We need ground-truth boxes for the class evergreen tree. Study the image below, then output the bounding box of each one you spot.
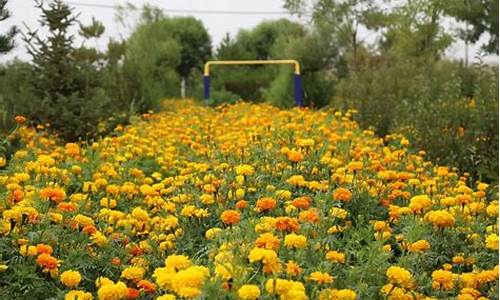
[0,0,17,54]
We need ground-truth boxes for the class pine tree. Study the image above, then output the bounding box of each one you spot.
[0,0,17,54]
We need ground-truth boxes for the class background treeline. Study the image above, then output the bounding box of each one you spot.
[0,0,498,182]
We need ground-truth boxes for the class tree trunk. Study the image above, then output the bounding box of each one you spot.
[181,77,186,98]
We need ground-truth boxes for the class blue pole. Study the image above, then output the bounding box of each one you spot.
[294,74,303,107]
[203,75,210,106]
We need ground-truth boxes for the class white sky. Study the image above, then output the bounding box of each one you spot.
[1,0,498,64]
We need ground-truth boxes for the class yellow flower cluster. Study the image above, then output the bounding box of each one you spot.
[0,100,497,299]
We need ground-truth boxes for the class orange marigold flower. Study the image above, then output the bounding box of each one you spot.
[333,188,352,202]
[291,196,311,209]
[126,287,140,299]
[36,253,59,270]
[274,217,300,233]
[137,279,156,294]
[36,244,53,255]
[286,260,303,277]
[309,271,334,284]
[298,209,320,224]
[256,197,277,212]
[40,187,66,203]
[287,150,304,163]
[82,225,97,235]
[14,115,26,124]
[57,202,77,212]
[220,210,241,226]
[235,200,248,210]
[255,233,280,250]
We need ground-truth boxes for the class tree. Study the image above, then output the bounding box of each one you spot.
[445,0,498,54]
[22,0,113,141]
[165,17,211,98]
[0,0,17,54]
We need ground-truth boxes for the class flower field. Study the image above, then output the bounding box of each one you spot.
[0,100,498,299]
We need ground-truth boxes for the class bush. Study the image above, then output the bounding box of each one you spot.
[334,55,499,182]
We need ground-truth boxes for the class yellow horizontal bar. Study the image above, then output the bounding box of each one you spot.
[204,59,300,76]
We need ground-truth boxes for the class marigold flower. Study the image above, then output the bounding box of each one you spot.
[36,243,53,255]
[237,284,261,300]
[274,216,300,232]
[485,234,498,250]
[235,164,255,176]
[407,240,430,253]
[36,253,59,270]
[121,266,145,282]
[292,196,311,209]
[255,197,277,212]
[284,233,307,249]
[325,250,345,263]
[220,210,241,225]
[286,260,303,277]
[135,280,155,294]
[308,271,334,284]
[60,270,82,288]
[408,195,432,213]
[385,266,413,289]
[424,210,455,228]
[431,269,454,290]
[235,199,248,209]
[333,188,352,202]
[255,233,280,250]
[14,115,26,124]
[165,254,192,271]
[287,150,304,162]
[170,266,209,298]
[64,290,93,300]
[97,281,128,300]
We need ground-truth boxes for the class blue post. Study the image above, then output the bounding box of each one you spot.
[294,74,303,107]
[203,75,210,106]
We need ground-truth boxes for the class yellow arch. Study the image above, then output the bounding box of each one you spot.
[203,59,301,76]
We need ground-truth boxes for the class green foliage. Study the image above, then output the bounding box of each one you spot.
[445,0,499,54]
[0,0,17,54]
[18,0,117,141]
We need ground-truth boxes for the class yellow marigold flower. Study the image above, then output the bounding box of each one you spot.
[332,187,352,202]
[65,290,93,300]
[91,231,108,247]
[121,266,145,282]
[60,270,82,288]
[408,195,432,213]
[284,233,307,249]
[407,240,430,253]
[331,288,357,300]
[330,207,348,219]
[325,250,345,263]
[155,295,176,300]
[424,210,455,228]
[265,278,307,299]
[485,234,498,250]
[131,207,149,221]
[97,281,128,300]
[373,221,388,232]
[235,164,255,176]
[309,271,334,284]
[386,266,413,289]
[165,255,191,271]
[205,227,222,240]
[170,266,209,298]
[237,284,260,300]
[255,233,280,250]
[431,269,454,290]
